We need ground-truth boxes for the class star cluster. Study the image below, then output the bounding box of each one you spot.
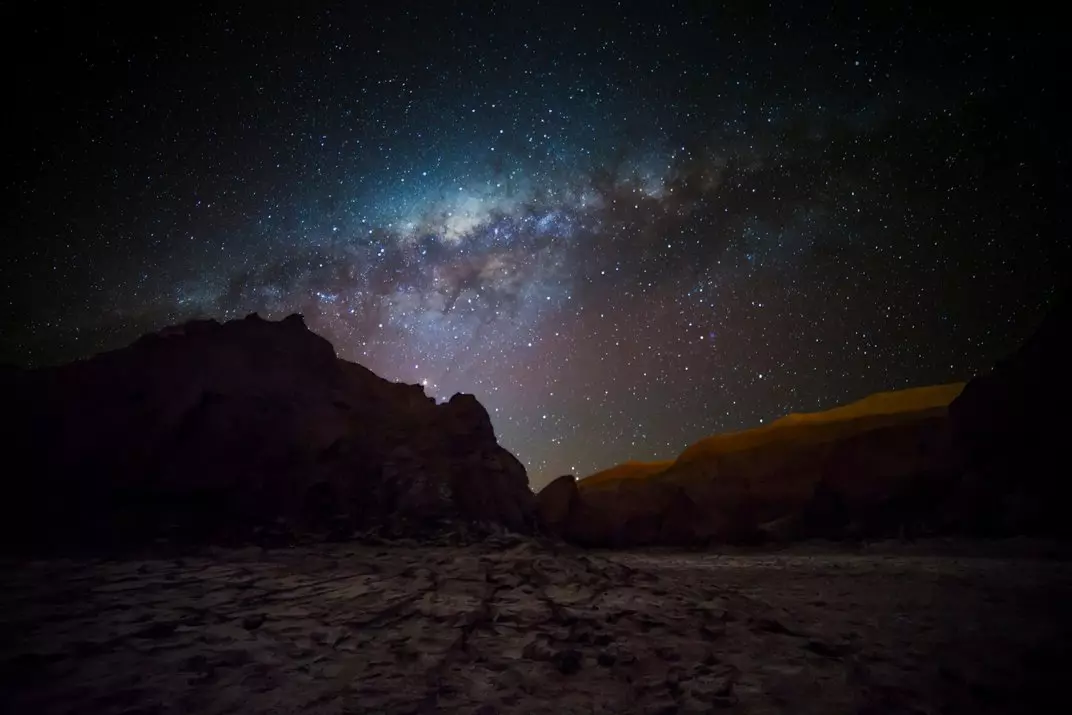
[4,3,1065,488]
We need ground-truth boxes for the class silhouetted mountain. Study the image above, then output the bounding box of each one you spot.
[4,313,537,552]
[539,384,965,546]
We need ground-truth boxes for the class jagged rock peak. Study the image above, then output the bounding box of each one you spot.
[4,313,537,552]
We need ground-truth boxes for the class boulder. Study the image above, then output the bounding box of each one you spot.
[535,475,578,534]
[3,313,537,552]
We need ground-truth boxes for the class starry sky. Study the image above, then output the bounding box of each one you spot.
[3,3,1066,488]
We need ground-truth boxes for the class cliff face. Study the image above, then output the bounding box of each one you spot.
[948,292,1069,536]
[5,313,537,551]
[540,384,967,546]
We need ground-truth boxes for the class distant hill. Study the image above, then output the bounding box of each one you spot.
[544,383,969,546]
[675,383,965,463]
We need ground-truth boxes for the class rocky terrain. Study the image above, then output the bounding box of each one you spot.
[2,539,1069,714]
[3,313,537,551]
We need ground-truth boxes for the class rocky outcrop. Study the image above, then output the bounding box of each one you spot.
[541,384,966,546]
[535,474,578,534]
[948,291,1069,536]
[4,313,537,551]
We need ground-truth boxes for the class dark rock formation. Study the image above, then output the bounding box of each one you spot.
[535,474,578,534]
[948,291,1070,537]
[3,313,537,552]
[541,386,963,547]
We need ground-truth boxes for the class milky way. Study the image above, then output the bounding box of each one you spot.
[4,3,1066,487]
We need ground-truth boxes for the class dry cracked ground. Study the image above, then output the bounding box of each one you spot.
[2,538,1071,714]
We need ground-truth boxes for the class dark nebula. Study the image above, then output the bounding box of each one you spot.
[3,3,1066,487]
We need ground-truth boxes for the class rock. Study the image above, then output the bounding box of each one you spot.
[134,621,178,639]
[948,291,1070,537]
[698,624,724,642]
[521,637,555,661]
[3,314,537,552]
[555,384,964,547]
[803,640,854,659]
[241,614,267,631]
[535,474,578,534]
[551,648,583,675]
[750,617,800,636]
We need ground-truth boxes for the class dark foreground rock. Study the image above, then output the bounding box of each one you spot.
[1,540,1069,714]
[534,474,578,534]
[3,313,537,551]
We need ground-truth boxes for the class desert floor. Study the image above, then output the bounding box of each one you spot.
[2,538,1070,714]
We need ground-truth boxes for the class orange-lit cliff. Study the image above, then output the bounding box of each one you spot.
[538,383,968,546]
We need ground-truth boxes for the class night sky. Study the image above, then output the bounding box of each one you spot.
[4,3,1066,488]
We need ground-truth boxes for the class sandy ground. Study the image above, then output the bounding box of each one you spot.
[2,539,1070,714]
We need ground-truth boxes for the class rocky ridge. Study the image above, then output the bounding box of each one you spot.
[541,385,964,547]
[3,313,538,551]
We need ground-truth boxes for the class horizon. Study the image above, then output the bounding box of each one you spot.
[6,309,987,490]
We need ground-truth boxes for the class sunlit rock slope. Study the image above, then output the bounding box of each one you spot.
[541,384,968,546]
